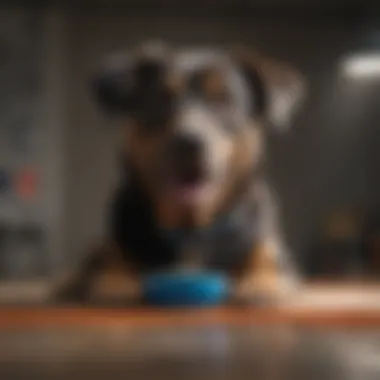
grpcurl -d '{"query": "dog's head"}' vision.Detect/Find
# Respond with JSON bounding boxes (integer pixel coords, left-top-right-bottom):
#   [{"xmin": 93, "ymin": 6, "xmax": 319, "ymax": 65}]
[{"xmin": 93, "ymin": 42, "xmax": 305, "ymax": 228}]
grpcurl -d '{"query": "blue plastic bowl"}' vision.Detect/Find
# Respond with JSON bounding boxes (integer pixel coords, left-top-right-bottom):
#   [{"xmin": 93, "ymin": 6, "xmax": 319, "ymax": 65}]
[{"xmin": 142, "ymin": 272, "xmax": 230, "ymax": 307}]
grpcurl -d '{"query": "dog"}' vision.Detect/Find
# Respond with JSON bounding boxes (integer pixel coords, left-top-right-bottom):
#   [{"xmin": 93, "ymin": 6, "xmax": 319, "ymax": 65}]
[{"xmin": 54, "ymin": 41, "xmax": 305, "ymax": 305}]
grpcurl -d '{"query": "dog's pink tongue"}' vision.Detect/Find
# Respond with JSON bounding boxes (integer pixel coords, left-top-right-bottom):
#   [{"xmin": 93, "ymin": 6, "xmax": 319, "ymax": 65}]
[{"xmin": 171, "ymin": 183, "xmax": 207, "ymax": 204}]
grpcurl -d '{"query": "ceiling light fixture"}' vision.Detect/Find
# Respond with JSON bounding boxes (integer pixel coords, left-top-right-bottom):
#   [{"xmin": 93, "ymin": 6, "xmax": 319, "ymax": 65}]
[
  {"xmin": 341, "ymin": 29, "xmax": 380, "ymax": 79},
  {"xmin": 342, "ymin": 54, "xmax": 380, "ymax": 78}
]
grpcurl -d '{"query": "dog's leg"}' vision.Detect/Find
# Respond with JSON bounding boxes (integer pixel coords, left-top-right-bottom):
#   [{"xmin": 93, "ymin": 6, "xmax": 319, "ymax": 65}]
[
  {"xmin": 232, "ymin": 237, "xmax": 300, "ymax": 305},
  {"xmin": 231, "ymin": 181, "xmax": 301, "ymax": 305},
  {"xmin": 89, "ymin": 244, "xmax": 142, "ymax": 305},
  {"xmin": 51, "ymin": 243, "xmax": 141, "ymax": 305}
]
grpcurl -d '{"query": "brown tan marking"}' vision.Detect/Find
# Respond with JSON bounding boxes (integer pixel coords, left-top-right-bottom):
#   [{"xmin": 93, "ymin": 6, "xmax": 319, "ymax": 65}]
[
  {"xmin": 202, "ymin": 68, "xmax": 229, "ymax": 101},
  {"xmin": 52, "ymin": 243, "xmax": 141, "ymax": 304},
  {"xmin": 233, "ymin": 240, "xmax": 292, "ymax": 303}
]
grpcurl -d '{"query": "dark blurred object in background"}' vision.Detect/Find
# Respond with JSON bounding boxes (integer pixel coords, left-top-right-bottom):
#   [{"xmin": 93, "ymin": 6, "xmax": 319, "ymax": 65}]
[
  {"xmin": 363, "ymin": 214, "xmax": 380, "ymax": 277},
  {"xmin": 308, "ymin": 209, "xmax": 366, "ymax": 279}
]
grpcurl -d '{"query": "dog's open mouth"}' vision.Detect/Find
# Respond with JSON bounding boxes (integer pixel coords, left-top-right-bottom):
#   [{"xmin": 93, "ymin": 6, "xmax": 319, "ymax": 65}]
[{"xmin": 167, "ymin": 164, "xmax": 211, "ymax": 205}]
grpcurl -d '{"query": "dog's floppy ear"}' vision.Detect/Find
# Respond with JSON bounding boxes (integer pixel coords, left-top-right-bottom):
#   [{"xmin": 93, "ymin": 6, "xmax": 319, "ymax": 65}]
[
  {"xmin": 92, "ymin": 52, "xmax": 132, "ymax": 115},
  {"xmin": 233, "ymin": 47, "xmax": 306, "ymax": 132},
  {"xmin": 92, "ymin": 41, "xmax": 171, "ymax": 116}
]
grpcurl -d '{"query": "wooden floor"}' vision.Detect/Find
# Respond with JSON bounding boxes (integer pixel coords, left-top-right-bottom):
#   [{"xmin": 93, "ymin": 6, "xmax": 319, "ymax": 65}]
[
  {"xmin": 0, "ymin": 306, "xmax": 380, "ymax": 329},
  {"xmin": 0, "ymin": 324, "xmax": 379, "ymax": 379},
  {"xmin": 1, "ymin": 282, "xmax": 380, "ymax": 328},
  {"xmin": 0, "ymin": 283, "xmax": 379, "ymax": 379}
]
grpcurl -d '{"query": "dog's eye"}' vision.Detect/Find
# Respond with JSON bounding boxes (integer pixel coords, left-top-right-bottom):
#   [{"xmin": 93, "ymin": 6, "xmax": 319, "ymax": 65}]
[{"xmin": 136, "ymin": 90, "xmax": 175, "ymax": 132}]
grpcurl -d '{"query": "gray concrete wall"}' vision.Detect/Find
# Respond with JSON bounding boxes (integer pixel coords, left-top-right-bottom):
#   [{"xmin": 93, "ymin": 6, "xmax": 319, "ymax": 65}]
[{"xmin": 0, "ymin": 8, "xmax": 67, "ymax": 280}]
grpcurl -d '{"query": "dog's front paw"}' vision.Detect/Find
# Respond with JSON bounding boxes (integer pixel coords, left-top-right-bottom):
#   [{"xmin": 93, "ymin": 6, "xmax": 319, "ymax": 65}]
[
  {"xmin": 49, "ymin": 274, "xmax": 89, "ymax": 305},
  {"xmin": 89, "ymin": 272, "xmax": 142, "ymax": 305},
  {"xmin": 232, "ymin": 273, "xmax": 298, "ymax": 306}
]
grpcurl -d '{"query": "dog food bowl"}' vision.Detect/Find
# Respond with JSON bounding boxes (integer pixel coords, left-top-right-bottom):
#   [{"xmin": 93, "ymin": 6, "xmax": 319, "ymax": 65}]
[{"xmin": 142, "ymin": 271, "xmax": 230, "ymax": 307}]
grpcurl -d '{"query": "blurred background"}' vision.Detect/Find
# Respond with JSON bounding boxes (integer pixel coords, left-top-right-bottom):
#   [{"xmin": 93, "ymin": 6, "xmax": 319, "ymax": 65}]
[
  {"xmin": 1, "ymin": 2, "xmax": 380, "ymax": 301},
  {"xmin": 1, "ymin": 3, "xmax": 380, "ymax": 380}
]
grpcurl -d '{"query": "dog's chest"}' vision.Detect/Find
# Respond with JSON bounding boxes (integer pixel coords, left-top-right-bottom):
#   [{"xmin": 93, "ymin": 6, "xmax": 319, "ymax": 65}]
[
  {"xmin": 161, "ymin": 204, "xmax": 258, "ymax": 270},
  {"xmin": 111, "ymin": 185, "xmax": 259, "ymax": 273}
]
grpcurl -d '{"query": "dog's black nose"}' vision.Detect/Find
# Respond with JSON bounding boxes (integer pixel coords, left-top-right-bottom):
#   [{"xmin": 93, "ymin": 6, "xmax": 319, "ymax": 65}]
[{"xmin": 170, "ymin": 134, "xmax": 204, "ymax": 160}]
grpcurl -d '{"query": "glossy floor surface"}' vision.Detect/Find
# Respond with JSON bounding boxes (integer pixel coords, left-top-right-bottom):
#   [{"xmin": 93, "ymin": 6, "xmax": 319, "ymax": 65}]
[{"xmin": 0, "ymin": 324, "xmax": 379, "ymax": 380}]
